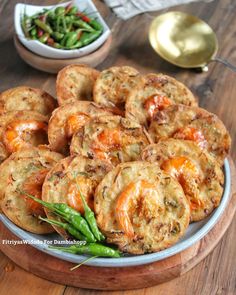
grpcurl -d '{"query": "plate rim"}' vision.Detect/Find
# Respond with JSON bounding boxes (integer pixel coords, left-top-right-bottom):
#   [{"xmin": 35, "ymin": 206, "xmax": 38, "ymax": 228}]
[{"xmin": 0, "ymin": 159, "xmax": 231, "ymax": 268}]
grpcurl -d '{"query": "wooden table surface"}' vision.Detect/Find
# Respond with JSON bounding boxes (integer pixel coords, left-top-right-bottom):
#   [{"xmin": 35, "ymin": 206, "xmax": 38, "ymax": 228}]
[{"xmin": 0, "ymin": 0, "xmax": 235, "ymax": 294}]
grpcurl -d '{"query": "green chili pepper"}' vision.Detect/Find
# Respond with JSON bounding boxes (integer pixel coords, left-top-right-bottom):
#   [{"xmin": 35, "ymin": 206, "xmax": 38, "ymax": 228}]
[
  {"xmin": 65, "ymin": 15, "xmax": 71, "ymax": 24},
  {"xmin": 30, "ymin": 28, "xmax": 37, "ymax": 37},
  {"xmin": 73, "ymin": 19, "xmax": 94, "ymax": 32},
  {"xmin": 66, "ymin": 40, "xmax": 82, "ymax": 49},
  {"xmin": 67, "ymin": 6, "xmax": 78, "ymax": 16},
  {"xmin": 55, "ymin": 6, "xmax": 65, "ymax": 16},
  {"xmin": 67, "ymin": 22, "xmax": 73, "ymax": 32},
  {"xmin": 34, "ymin": 19, "xmax": 53, "ymax": 34},
  {"xmin": 51, "ymin": 32, "xmax": 64, "ymax": 41},
  {"xmin": 79, "ymin": 30, "xmax": 102, "ymax": 46},
  {"xmin": 21, "ymin": 15, "xmax": 32, "ymax": 38},
  {"xmin": 38, "ymin": 33, "xmax": 49, "ymax": 43},
  {"xmin": 39, "ymin": 217, "xmax": 88, "ymax": 241},
  {"xmin": 65, "ymin": 15, "xmax": 74, "ymax": 24},
  {"xmin": 53, "ymin": 209, "xmax": 96, "ymax": 242},
  {"xmin": 59, "ymin": 213, "xmax": 96, "ymax": 242},
  {"xmin": 19, "ymin": 190, "xmax": 96, "ymax": 242},
  {"xmin": 75, "ymin": 180, "xmax": 105, "ymax": 241},
  {"xmin": 65, "ymin": 31, "xmax": 79, "ymax": 47},
  {"xmin": 62, "ymin": 16, "xmax": 68, "ymax": 33},
  {"xmin": 89, "ymin": 19, "xmax": 103, "ymax": 31},
  {"xmin": 60, "ymin": 33, "xmax": 68, "ymax": 46},
  {"xmin": 42, "ymin": 8, "xmax": 49, "ymax": 14},
  {"xmin": 66, "ymin": 30, "xmax": 102, "ymax": 49},
  {"xmin": 56, "ymin": 15, "xmax": 61, "ymax": 33},
  {"xmin": 49, "ymin": 243, "xmax": 121, "ymax": 258},
  {"xmin": 60, "ymin": 30, "xmax": 77, "ymax": 47},
  {"xmin": 53, "ymin": 42, "xmax": 63, "ymax": 49},
  {"xmin": 47, "ymin": 10, "xmax": 56, "ymax": 21},
  {"xmin": 60, "ymin": 31, "xmax": 72, "ymax": 46}
]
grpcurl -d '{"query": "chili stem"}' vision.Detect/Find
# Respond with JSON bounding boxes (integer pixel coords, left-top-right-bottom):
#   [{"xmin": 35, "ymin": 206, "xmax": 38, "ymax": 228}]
[{"xmin": 70, "ymin": 255, "xmax": 98, "ymax": 271}]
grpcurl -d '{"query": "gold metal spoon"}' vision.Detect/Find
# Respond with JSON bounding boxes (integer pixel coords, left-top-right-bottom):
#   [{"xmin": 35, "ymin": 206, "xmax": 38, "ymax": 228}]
[{"xmin": 149, "ymin": 11, "xmax": 236, "ymax": 72}]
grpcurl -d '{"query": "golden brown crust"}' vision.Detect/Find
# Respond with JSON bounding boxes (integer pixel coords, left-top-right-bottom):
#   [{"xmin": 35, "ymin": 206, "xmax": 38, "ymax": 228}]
[
  {"xmin": 70, "ymin": 115, "xmax": 152, "ymax": 166},
  {"xmin": 0, "ymin": 86, "xmax": 57, "ymax": 116},
  {"xmin": 141, "ymin": 139, "xmax": 224, "ymax": 222},
  {"xmin": 93, "ymin": 66, "xmax": 140, "ymax": 109},
  {"xmin": 95, "ymin": 161, "xmax": 190, "ymax": 254},
  {"xmin": 0, "ymin": 110, "xmax": 49, "ymax": 163},
  {"xmin": 0, "ymin": 147, "xmax": 63, "ymax": 234},
  {"xmin": 56, "ymin": 64, "xmax": 99, "ymax": 105},
  {"xmin": 0, "ymin": 142, "xmax": 9, "ymax": 164},
  {"xmin": 42, "ymin": 156, "xmax": 113, "ymax": 239},
  {"xmin": 48, "ymin": 101, "xmax": 114, "ymax": 154},
  {"xmin": 125, "ymin": 73, "xmax": 197, "ymax": 127},
  {"xmin": 148, "ymin": 104, "xmax": 231, "ymax": 164}
]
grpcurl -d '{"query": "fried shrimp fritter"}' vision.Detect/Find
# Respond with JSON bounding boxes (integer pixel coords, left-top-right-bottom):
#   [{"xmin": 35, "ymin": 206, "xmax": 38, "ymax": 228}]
[
  {"xmin": 48, "ymin": 101, "xmax": 114, "ymax": 154},
  {"xmin": 42, "ymin": 156, "xmax": 112, "ymax": 239},
  {"xmin": 0, "ymin": 147, "xmax": 63, "ymax": 234},
  {"xmin": 125, "ymin": 73, "xmax": 197, "ymax": 127},
  {"xmin": 148, "ymin": 104, "xmax": 231, "ymax": 164},
  {"xmin": 93, "ymin": 66, "xmax": 140, "ymax": 109},
  {"xmin": 0, "ymin": 111, "xmax": 49, "ymax": 163},
  {"xmin": 95, "ymin": 161, "xmax": 190, "ymax": 254},
  {"xmin": 56, "ymin": 64, "xmax": 99, "ymax": 105},
  {"xmin": 70, "ymin": 115, "xmax": 152, "ymax": 166},
  {"xmin": 0, "ymin": 86, "xmax": 57, "ymax": 116},
  {"xmin": 142, "ymin": 139, "xmax": 224, "ymax": 222}
]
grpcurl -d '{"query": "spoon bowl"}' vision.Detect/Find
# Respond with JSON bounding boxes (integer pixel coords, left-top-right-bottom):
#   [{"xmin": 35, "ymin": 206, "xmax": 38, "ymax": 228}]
[{"xmin": 149, "ymin": 11, "xmax": 218, "ymax": 69}]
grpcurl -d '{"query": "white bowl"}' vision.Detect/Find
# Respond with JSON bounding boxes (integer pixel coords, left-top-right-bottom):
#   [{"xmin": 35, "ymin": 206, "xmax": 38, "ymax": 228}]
[
  {"xmin": 0, "ymin": 159, "xmax": 231, "ymax": 267},
  {"xmin": 14, "ymin": 0, "xmax": 111, "ymax": 59}
]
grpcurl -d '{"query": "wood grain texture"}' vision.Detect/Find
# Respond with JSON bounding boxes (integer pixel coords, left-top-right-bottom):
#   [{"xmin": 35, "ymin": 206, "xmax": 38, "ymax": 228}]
[
  {"xmin": 0, "ymin": 159, "xmax": 235, "ymax": 291},
  {"xmin": 14, "ymin": 35, "xmax": 112, "ymax": 73},
  {"xmin": 0, "ymin": 252, "xmax": 64, "ymax": 295},
  {"xmin": 0, "ymin": 0, "xmax": 236, "ymax": 294}
]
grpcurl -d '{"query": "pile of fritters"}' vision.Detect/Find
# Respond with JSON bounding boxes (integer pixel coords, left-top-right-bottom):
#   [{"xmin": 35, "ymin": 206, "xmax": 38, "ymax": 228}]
[{"xmin": 0, "ymin": 64, "xmax": 231, "ymax": 255}]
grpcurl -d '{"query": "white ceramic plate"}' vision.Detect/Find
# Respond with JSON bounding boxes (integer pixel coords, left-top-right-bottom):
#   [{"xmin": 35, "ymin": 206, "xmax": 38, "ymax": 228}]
[
  {"xmin": 14, "ymin": 0, "xmax": 111, "ymax": 59},
  {"xmin": 0, "ymin": 159, "xmax": 231, "ymax": 268}
]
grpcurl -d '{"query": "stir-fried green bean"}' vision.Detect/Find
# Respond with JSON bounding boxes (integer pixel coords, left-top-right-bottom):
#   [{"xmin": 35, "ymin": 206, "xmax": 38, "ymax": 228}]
[
  {"xmin": 65, "ymin": 31, "xmax": 78, "ymax": 47},
  {"xmin": 73, "ymin": 19, "xmax": 94, "ymax": 32},
  {"xmin": 38, "ymin": 33, "xmax": 49, "ymax": 43},
  {"xmin": 34, "ymin": 19, "xmax": 53, "ymax": 34},
  {"xmin": 21, "ymin": 4, "xmax": 103, "ymax": 50}
]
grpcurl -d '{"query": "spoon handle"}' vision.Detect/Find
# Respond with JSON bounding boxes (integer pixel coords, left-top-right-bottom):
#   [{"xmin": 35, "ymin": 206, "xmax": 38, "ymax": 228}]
[{"xmin": 211, "ymin": 57, "xmax": 236, "ymax": 72}]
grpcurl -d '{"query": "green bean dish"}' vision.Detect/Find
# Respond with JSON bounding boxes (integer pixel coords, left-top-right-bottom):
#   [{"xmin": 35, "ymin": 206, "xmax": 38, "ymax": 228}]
[{"xmin": 21, "ymin": 3, "xmax": 103, "ymax": 50}]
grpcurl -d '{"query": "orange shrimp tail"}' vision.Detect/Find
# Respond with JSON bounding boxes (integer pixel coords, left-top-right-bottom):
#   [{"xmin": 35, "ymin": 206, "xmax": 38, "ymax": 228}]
[
  {"xmin": 116, "ymin": 180, "xmax": 158, "ymax": 238},
  {"xmin": 97, "ymin": 128, "xmax": 122, "ymax": 150},
  {"xmin": 3, "ymin": 120, "xmax": 48, "ymax": 153},
  {"xmin": 67, "ymin": 178, "xmax": 94, "ymax": 214},
  {"xmin": 144, "ymin": 94, "xmax": 172, "ymax": 119},
  {"xmin": 174, "ymin": 127, "xmax": 206, "ymax": 148},
  {"xmin": 66, "ymin": 113, "xmax": 90, "ymax": 138},
  {"xmin": 116, "ymin": 210, "xmax": 135, "ymax": 238},
  {"xmin": 161, "ymin": 156, "xmax": 198, "ymax": 179},
  {"xmin": 21, "ymin": 169, "xmax": 49, "ymax": 216},
  {"xmin": 190, "ymin": 198, "xmax": 204, "ymax": 211},
  {"xmin": 116, "ymin": 182, "xmax": 137, "ymax": 238}
]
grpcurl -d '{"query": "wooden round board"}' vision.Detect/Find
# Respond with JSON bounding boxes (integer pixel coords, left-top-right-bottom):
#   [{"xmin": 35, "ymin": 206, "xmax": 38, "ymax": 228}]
[
  {"xmin": 0, "ymin": 158, "xmax": 235, "ymax": 291},
  {"xmin": 14, "ymin": 35, "xmax": 112, "ymax": 74}
]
